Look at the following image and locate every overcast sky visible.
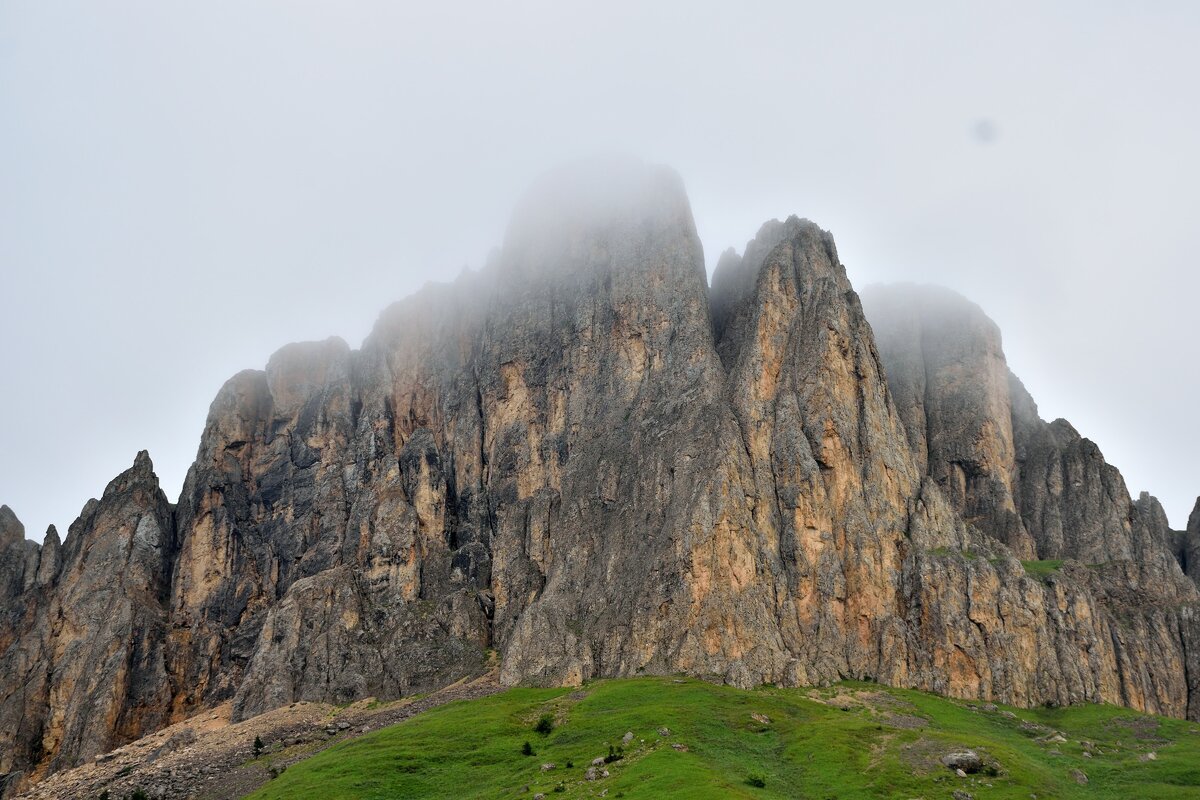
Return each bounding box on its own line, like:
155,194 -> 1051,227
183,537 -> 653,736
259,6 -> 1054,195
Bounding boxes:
2,1 -> 1197,541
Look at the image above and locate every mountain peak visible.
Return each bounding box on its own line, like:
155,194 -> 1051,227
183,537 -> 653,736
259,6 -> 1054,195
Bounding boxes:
0,504 -> 24,546
500,156 -> 697,275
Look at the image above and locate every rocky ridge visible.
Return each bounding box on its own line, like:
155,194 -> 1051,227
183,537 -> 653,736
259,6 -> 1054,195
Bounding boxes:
1,159 -> 1197,796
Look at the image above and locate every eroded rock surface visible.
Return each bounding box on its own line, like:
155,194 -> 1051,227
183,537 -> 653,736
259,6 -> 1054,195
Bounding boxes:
0,454 -> 174,792
860,285 -> 1034,558
1,159 -> 1197,796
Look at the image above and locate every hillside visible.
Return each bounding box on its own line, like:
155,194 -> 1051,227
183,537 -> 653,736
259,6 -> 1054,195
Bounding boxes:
246,677 -> 1200,800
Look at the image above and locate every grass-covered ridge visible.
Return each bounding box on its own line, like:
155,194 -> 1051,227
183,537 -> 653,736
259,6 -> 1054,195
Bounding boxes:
245,677 -> 1200,799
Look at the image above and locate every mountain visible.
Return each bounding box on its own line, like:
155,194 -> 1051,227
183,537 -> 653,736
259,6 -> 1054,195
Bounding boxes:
1,159 -> 1197,796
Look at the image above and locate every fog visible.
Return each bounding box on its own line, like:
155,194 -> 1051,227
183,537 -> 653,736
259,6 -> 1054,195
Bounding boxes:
2,1 -> 1197,540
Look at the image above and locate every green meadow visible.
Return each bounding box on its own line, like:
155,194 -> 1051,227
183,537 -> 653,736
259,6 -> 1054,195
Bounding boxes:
247,677 -> 1200,799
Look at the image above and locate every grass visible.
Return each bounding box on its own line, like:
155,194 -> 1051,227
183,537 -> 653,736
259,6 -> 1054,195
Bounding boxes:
246,677 -> 1200,799
1021,559 -> 1065,578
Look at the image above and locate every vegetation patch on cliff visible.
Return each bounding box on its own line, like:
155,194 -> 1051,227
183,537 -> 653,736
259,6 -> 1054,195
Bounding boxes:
1020,559 -> 1065,579
245,677 -> 1200,799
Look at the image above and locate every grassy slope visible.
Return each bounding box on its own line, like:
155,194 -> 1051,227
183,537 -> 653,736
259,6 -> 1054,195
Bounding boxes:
246,677 -> 1200,799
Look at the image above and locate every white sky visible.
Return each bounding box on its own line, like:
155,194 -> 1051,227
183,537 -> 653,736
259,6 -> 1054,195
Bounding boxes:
2,1 -> 1197,540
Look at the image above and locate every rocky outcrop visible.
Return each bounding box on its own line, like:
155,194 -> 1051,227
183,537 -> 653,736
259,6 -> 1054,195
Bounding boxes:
0,507 -> 47,794
0,454 -> 174,792
861,285 -> 1035,557
1173,499 -> 1200,586
1189,500 -> 1200,581
863,282 -> 1200,710
2,159 -> 1197,795
0,508 -> 44,607
862,285 -> 1194,592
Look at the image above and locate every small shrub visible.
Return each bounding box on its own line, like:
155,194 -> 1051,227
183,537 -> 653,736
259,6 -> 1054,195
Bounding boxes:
254,735 -> 264,757
534,713 -> 555,736
522,741 -> 535,756
565,759 -> 574,768
129,791 -> 149,800
604,744 -> 624,764
98,792 -> 110,800
553,783 -> 566,793
748,774 -> 766,788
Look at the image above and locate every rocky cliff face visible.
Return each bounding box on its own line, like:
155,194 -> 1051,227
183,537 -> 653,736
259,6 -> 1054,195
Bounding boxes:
1185,500 -> 1200,584
862,284 -> 1195,594
2,159 -> 1198,794
862,285 -> 1035,558
0,455 -> 174,793
863,284 -> 1200,716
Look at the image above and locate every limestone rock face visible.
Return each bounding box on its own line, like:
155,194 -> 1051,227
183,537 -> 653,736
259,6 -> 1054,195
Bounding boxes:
42,453 -> 176,771
1188,500 -> 1200,581
1171,499 -> 1200,585
1008,377 -> 1157,568
0,454 -> 174,791
862,285 -> 1193,589
0,508 -> 26,616
2,160 -> 1198,795
166,339 -> 358,716
861,285 -> 1034,557
0,508 -> 44,607
706,218 -> 925,687
864,283 -> 1200,708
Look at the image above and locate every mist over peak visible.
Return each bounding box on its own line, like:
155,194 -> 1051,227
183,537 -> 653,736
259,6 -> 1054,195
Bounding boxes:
501,156 -> 696,270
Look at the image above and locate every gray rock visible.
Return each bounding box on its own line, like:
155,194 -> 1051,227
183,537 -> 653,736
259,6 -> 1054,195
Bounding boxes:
941,751 -> 982,773
861,285 -> 1035,557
